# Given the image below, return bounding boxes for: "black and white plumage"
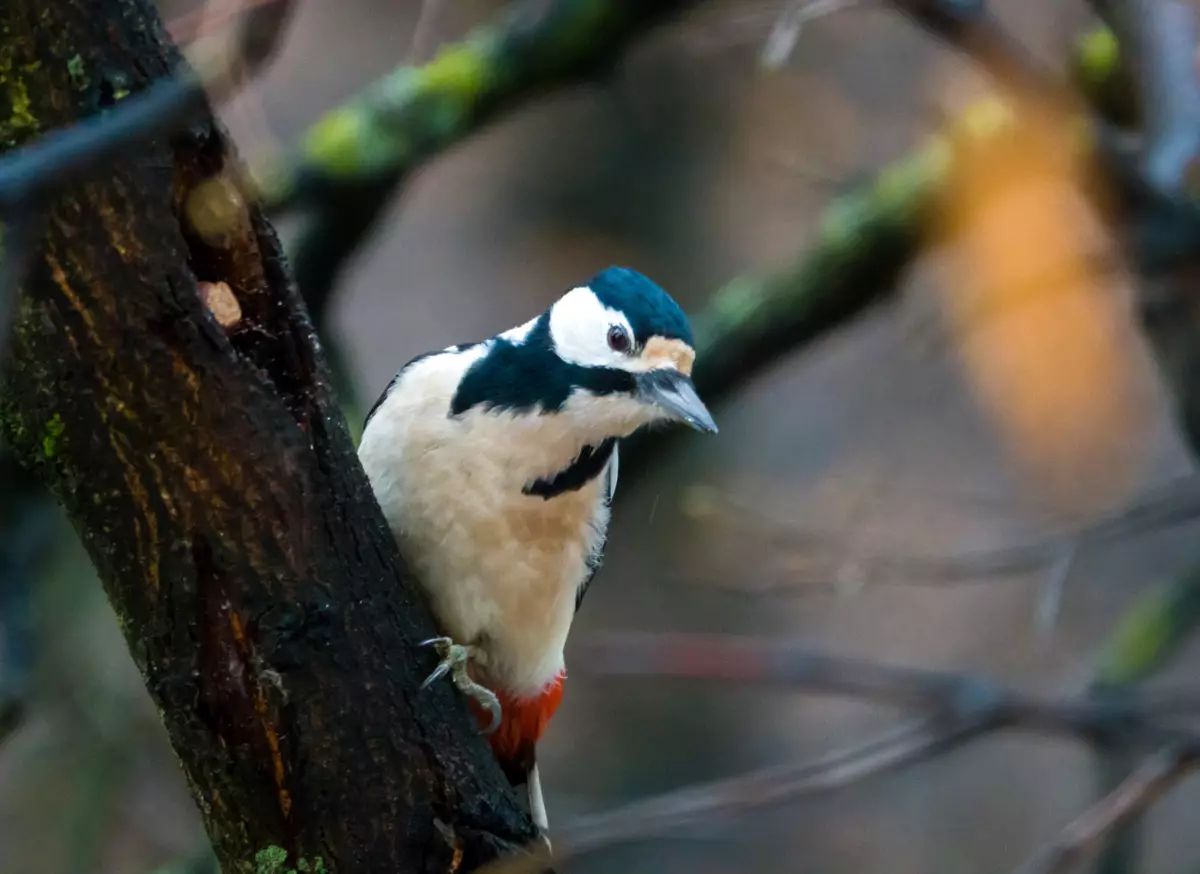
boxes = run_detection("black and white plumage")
[357,266,716,836]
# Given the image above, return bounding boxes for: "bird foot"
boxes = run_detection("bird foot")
[419,636,502,734]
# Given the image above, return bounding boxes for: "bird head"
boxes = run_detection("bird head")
[542,266,717,437]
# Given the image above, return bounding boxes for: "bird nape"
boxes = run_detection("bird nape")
[357,265,717,845]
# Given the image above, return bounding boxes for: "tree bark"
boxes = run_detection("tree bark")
[0,2,538,872]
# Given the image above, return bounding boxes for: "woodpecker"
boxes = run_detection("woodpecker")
[357,266,716,837]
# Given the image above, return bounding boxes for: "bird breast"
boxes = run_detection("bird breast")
[358,353,610,699]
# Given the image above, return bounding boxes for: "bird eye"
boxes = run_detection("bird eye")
[606,325,632,354]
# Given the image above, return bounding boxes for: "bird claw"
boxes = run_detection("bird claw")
[419,636,503,734]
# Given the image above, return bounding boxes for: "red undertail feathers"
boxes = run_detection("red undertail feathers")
[469,673,564,786]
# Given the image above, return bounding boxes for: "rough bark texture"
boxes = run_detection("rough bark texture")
[0,2,538,872]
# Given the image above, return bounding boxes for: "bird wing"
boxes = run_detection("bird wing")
[575,443,618,612]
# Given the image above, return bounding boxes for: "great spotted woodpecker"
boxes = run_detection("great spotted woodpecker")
[357,266,716,839]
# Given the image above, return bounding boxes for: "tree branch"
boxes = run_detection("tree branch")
[620,96,1030,472]
[0,1,539,869]
[0,0,289,364]
[570,631,1200,748]
[480,717,984,873]
[230,0,297,77]
[1080,555,1200,874]
[465,631,1200,871]
[261,0,703,326]
[1012,746,1198,874]
[0,68,209,210]
[550,718,977,868]
[890,0,1073,109]
[1106,0,1200,200]
[619,29,1178,480]
[670,473,1200,596]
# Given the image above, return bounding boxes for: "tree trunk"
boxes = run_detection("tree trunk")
[0,2,538,871]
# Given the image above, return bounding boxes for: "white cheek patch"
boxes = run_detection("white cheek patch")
[548,287,634,369]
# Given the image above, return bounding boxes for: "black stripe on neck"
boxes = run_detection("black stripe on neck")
[523,438,617,500]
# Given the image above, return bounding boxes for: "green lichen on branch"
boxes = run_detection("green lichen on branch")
[682,20,1135,409]
[67,53,89,90]
[1084,561,1200,874]
[688,101,1013,406]
[1092,565,1200,687]
[261,0,701,397]
[1069,25,1137,128]
[0,49,41,146]
[264,0,694,203]
[41,411,64,458]
[622,62,1127,474]
[254,845,325,874]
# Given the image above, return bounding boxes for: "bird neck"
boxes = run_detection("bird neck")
[510,407,621,488]
[447,324,645,488]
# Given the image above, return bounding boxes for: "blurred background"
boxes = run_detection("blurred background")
[5,0,1200,872]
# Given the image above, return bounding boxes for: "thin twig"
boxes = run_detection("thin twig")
[234,0,297,73]
[684,474,1200,595]
[760,0,866,69]
[480,718,985,873]
[474,630,1200,872]
[556,717,980,861]
[405,0,446,65]
[1012,746,1199,874]
[168,0,288,43]
[571,631,1200,748]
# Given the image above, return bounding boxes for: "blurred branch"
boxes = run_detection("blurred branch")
[621,97,1033,473]
[166,0,298,82]
[259,0,702,410]
[1069,27,1138,129]
[621,20,1195,480]
[886,1,1200,273]
[229,0,297,76]
[1013,745,1198,874]
[571,631,1200,743]
[674,473,1200,596]
[468,631,1200,870]
[1079,13,1200,874]
[1105,0,1200,200]
[686,121,947,409]
[761,0,866,69]
[1091,564,1200,690]
[1082,558,1200,874]
[890,0,1073,109]
[504,718,980,871]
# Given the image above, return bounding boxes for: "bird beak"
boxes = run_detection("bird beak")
[635,368,718,434]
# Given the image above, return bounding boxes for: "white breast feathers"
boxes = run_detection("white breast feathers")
[358,347,614,699]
